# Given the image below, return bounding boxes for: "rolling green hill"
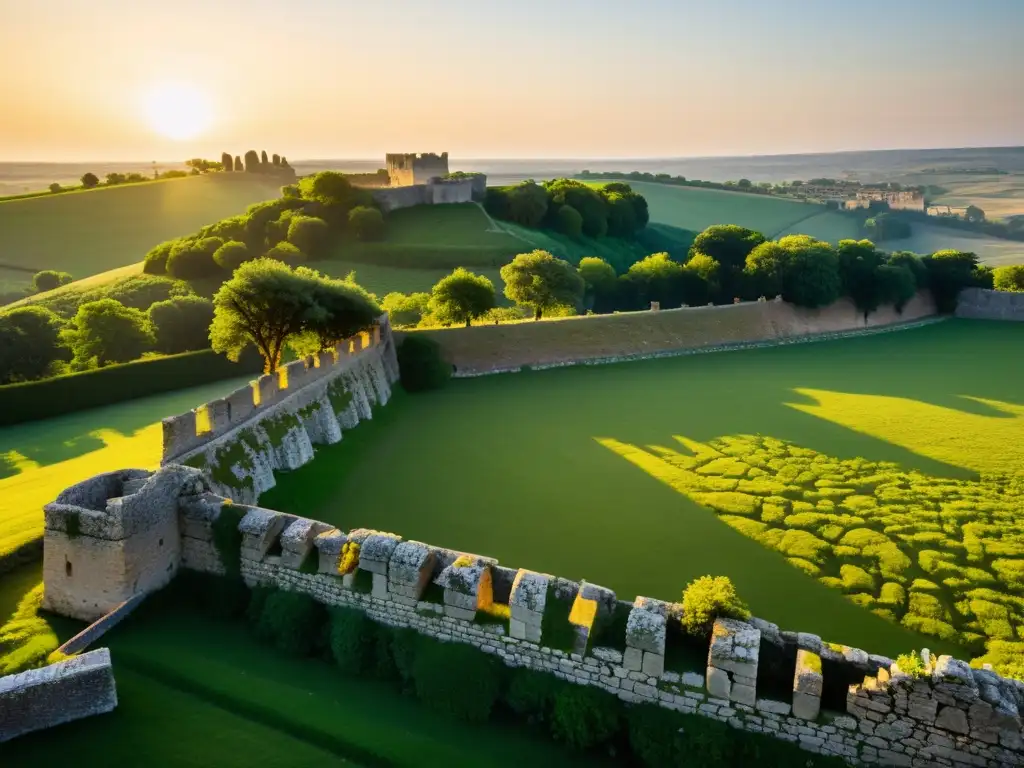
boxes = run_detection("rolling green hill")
[0,174,286,295]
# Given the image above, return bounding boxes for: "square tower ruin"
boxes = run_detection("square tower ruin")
[386,152,449,186]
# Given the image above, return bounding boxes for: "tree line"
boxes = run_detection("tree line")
[485,179,649,240]
[379,224,1001,332]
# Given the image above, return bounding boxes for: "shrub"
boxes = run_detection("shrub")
[287,215,330,257]
[80,172,99,188]
[166,237,225,279]
[60,298,155,367]
[550,684,620,749]
[397,335,451,392]
[923,250,984,313]
[411,638,502,723]
[328,606,375,675]
[265,241,307,267]
[555,204,583,238]
[213,240,251,272]
[0,305,67,384]
[628,703,687,766]
[993,264,1024,293]
[32,270,73,293]
[348,206,385,241]
[252,589,326,657]
[504,668,561,724]
[577,257,618,313]
[48,182,62,193]
[381,291,430,327]
[148,295,214,354]
[143,239,181,275]
[895,650,928,677]
[681,575,750,637]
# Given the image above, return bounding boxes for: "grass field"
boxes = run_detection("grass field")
[0,174,285,293]
[260,320,1024,667]
[4,601,609,767]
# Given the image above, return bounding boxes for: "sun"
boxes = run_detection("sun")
[143,82,213,141]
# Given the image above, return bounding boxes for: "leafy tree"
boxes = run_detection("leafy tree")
[234,155,243,172]
[923,250,986,312]
[485,181,549,228]
[428,268,496,327]
[993,264,1024,292]
[500,250,584,320]
[545,179,607,238]
[965,205,986,224]
[887,251,927,288]
[684,253,721,299]
[577,257,618,313]
[80,172,99,189]
[348,206,385,241]
[287,215,330,257]
[745,236,841,308]
[876,264,918,311]
[221,152,233,172]
[0,306,67,383]
[211,259,377,372]
[260,150,269,167]
[33,270,73,293]
[600,182,648,230]
[243,150,260,173]
[602,193,639,237]
[213,241,251,272]
[265,241,306,267]
[864,213,912,241]
[166,237,225,279]
[381,291,430,327]
[690,225,765,301]
[281,184,301,198]
[48,183,62,193]
[555,204,583,239]
[837,239,887,315]
[621,252,686,308]
[148,295,215,353]
[143,240,181,275]
[60,299,155,366]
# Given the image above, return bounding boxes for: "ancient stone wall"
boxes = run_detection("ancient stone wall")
[172,494,1024,768]
[0,648,117,742]
[386,152,449,186]
[956,288,1024,322]
[429,178,474,205]
[410,292,939,377]
[371,177,483,213]
[372,184,429,213]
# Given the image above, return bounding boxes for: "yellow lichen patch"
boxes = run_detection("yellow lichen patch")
[481,602,511,620]
[569,594,598,630]
[194,405,212,435]
[277,366,289,390]
[476,568,494,610]
[337,541,360,575]
[250,380,261,406]
[452,554,475,569]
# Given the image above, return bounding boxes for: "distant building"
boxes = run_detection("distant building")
[386,152,450,186]
[798,185,925,212]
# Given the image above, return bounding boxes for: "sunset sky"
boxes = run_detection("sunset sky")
[2,0,1022,161]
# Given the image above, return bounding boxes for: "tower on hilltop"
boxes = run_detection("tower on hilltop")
[386,152,449,186]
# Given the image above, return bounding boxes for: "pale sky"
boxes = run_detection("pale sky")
[1,0,1022,161]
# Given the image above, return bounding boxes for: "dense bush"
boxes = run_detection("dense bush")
[0,306,67,384]
[994,264,1024,292]
[60,298,155,367]
[681,575,750,637]
[166,237,225,279]
[865,212,912,242]
[287,215,330,257]
[328,607,376,675]
[148,295,215,354]
[922,250,987,313]
[503,668,560,724]
[550,684,620,749]
[428,267,496,327]
[348,206,385,241]
[411,638,502,723]
[577,257,619,313]
[381,291,430,327]
[689,225,765,301]
[397,335,451,391]
[555,204,583,238]
[32,270,73,293]
[143,239,179,274]
[213,240,251,271]
[264,241,306,266]
[745,235,841,308]
[0,348,262,426]
[250,589,326,657]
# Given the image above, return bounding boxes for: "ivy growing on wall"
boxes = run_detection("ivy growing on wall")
[212,502,246,575]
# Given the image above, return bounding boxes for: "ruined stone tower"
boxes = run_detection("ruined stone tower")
[386,152,449,186]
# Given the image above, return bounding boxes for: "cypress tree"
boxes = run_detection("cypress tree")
[221,152,233,172]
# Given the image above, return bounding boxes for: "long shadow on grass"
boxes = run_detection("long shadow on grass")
[263,322,1024,655]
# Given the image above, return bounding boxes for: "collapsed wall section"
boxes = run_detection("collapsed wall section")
[410,292,938,376]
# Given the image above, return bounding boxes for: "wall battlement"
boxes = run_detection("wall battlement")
[37,468,1024,766]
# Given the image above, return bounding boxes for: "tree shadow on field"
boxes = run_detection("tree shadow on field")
[0,376,254,474]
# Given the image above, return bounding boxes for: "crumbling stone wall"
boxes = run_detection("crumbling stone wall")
[169,494,1024,768]
[372,177,481,212]
[0,648,117,742]
[956,288,1024,322]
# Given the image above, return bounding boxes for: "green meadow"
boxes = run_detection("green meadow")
[261,320,1024,670]
[0,174,285,293]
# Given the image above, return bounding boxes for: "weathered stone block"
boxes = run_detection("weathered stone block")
[358,532,401,574]
[623,646,643,672]
[731,682,757,708]
[794,649,823,697]
[626,605,666,654]
[444,604,475,621]
[387,541,435,600]
[509,570,548,622]
[313,529,346,574]
[371,572,388,600]
[707,666,731,699]
[642,651,665,678]
[238,508,291,559]
[935,704,969,734]
[708,618,760,679]
[793,690,821,721]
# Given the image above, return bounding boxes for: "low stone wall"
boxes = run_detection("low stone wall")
[0,648,117,742]
[411,292,938,377]
[956,288,1024,322]
[175,492,1024,768]
[56,594,147,656]
[371,176,482,212]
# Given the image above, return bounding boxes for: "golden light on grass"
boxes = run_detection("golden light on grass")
[142,82,213,141]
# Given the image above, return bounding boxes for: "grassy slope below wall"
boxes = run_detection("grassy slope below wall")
[262,320,1024,661]
[0,376,255,563]
[0,174,285,293]
[4,603,611,768]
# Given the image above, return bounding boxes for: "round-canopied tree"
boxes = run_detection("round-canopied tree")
[348,206,385,241]
[923,250,985,312]
[428,268,496,327]
[381,292,431,327]
[500,250,584,319]
[264,241,307,267]
[32,270,73,293]
[80,172,99,188]
[60,299,155,367]
[213,240,251,271]
[0,306,67,383]
[148,295,215,353]
[577,257,618,313]
[745,236,841,308]
[286,215,330,258]
[165,237,225,279]
[555,205,583,239]
[620,252,687,309]
[689,224,766,302]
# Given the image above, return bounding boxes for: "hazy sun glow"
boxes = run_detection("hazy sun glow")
[142,82,212,141]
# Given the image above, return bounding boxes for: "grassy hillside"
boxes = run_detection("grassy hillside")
[0,174,286,294]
